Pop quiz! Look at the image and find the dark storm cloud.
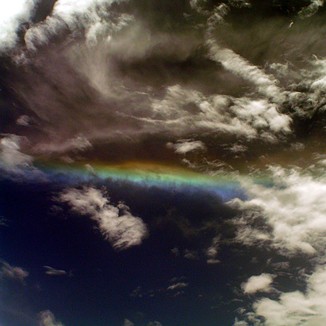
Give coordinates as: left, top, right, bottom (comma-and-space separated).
3, 0, 326, 158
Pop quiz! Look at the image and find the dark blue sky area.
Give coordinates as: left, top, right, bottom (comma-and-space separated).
0, 178, 252, 326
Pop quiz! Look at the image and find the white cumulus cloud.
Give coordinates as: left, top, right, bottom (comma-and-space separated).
242, 273, 274, 294
24, 0, 124, 51
0, 0, 38, 51
254, 267, 326, 326
229, 165, 326, 256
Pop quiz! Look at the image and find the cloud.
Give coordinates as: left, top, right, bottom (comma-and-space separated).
16, 115, 31, 126
34, 135, 92, 154
0, 135, 32, 170
228, 144, 247, 154
166, 140, 206, 155
0, 0, 38, 51
0, 135, 45, 181
24, 0, 124, 51
43, 266, 67, 276
167, 282, 188, 291
253, 267, 326, 326
123, 319, 134, 326
241, 273, 274, 295
38, 310, 64, 326
184, 249, 199, 260
148, 322, 162, 326
58, 187, 148, 250
0, 261, 29, 282
145, 85, 291, 141
207, 41, 285, 103
5, 2, 309, 151
229, 165, 326, 256
206, 236, 220, 264
231, 163, 326, 325
299, 0, 324, 18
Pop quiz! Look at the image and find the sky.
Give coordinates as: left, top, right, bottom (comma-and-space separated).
1, 0, 326, 325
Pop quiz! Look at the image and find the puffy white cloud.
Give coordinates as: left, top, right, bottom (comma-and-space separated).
38, 310, 64, 326
229, 165, 326, 256
0, 0, 38, 51
241, 274, 274, 294
231, 163, 326, 325
58, 187, 148, 250
0, 261, 29, 282
253, 267, 326, 326
24, 0, 126, 51
166, 140, 206, 155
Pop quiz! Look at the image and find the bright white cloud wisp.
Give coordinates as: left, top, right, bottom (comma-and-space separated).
58, 187, 148, 250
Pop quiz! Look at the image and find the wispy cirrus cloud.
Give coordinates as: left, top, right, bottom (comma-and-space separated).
167, 282, 188, 291
43, 266, 67, 276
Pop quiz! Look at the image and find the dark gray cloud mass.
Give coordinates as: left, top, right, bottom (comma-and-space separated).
1, 0, 325, 155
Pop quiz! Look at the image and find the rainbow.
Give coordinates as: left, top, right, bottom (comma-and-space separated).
36, 161, 265, 200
